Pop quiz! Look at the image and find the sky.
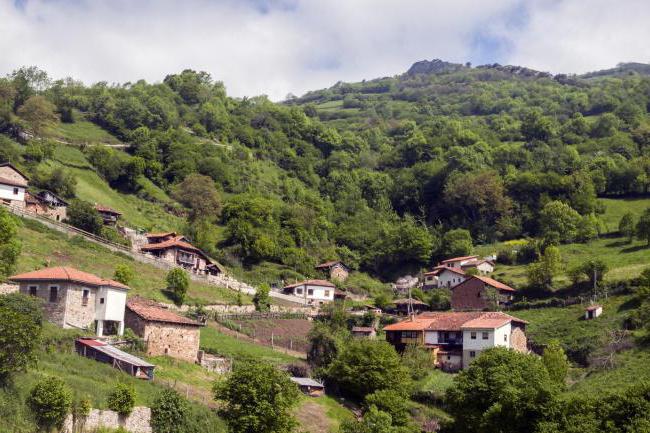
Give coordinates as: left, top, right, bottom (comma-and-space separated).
1, 0, 650, 100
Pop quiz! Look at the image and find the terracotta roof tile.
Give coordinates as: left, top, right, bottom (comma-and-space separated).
383, 311, 526, 332
315, 260, 346, 269
424, 267, 465, 277
126, 298, 201, 326
9, 266, 129, 290
472, 275, 515, 292
146, 232, 177, 238
141, 236, 201, 253
440, 255, 479, 264
94, 204, 122, 215
283, 279, 336, 289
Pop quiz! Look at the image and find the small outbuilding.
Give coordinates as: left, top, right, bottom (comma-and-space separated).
352, 326, 376, 338
585, 305, 603, 320
75, 338, 155, 380
291, 377, 325, 397
95, 204, 122, 225
315, 260, 349, 281
387, 298, 430, 315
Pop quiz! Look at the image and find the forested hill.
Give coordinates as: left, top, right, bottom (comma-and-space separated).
2, 60, 650, 285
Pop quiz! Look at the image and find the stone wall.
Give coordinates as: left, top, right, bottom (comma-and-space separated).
510, 325, 528, 352
161, 302, 314, 315
0, 283, 18, 295
62, 406, 151, 433
198, 351, 232, 373
18, 281, 68, 327
64, 283, 97, 329
330, 265, 349, 281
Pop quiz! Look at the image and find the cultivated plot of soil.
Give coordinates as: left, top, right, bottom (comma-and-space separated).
231, 319, 313, 354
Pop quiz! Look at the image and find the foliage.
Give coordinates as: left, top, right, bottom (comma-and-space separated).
636, 208, 650, 246
0, 293, 43, 384
364, 389, 412, 427
618, 212, 635, 242
32, 166, 77, 199
307, 322, 341, 370
151, 389, 189, 433
213, 360, 300, 433
0, 206, 21, 279
106, 383, 136, 416
66, 199, 103, 235
27, 376, 72, 431
527, 246, 563, 290
542, 340, 569, 387
327, 339, 411, 400
440, 229, 472, 258
172, 173, 221, 221
340, 405, 417, 433
113, 264, 135, 285
401, 343, 432, 380
253, 283, 270, 312
446, 348, 560, 433
539, 201, 581, 243
165, 268, 189, 305
17, 95, 57, 133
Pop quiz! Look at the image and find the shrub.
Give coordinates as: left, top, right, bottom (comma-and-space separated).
106, 383, 135, 416
27, 376, 72, 431
151, 389, 189, 433
113, 264, 135, 285
165, 268, 189, 305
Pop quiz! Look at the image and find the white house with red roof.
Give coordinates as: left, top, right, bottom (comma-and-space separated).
423, 267, 468, 290
383, 311, 528, 371
9, 266, 129, 336
282, 279, 336, 305
0, 162, 28, 209
439, 255, 495, 274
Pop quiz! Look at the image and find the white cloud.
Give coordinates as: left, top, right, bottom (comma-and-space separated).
1, 0, 649, 100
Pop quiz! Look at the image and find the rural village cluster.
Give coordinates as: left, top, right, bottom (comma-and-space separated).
0, 161, 604, 389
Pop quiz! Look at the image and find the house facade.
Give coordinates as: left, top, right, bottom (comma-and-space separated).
315, 261, 349, 281
0, 162, 28, 209
423, 267, 467, 290
140, 232, 222, 276
383, 311, 528, 371
124, 298, 202, 362
451, 275, 515, 311
438, 255, 494, 274
9, 267, 128, 336
25, 190, 67, 221
282, 279, 336, 304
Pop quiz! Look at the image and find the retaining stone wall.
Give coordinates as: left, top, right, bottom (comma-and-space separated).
62, 406, 152, 433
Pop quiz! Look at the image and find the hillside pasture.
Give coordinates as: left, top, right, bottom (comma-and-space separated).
229, 318, 313, 354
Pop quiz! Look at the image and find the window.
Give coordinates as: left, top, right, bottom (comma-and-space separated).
307, 289, 314, 296
504, 334, 508, 342
324, 290, 330, 297
447, 355, 451, 360
402, 331, 418, 339
470, 331, 477, 340
82, 289, 89, 306
295, 288, 303, 295
100, 298, 105, 304
470, 351, 476, 358
49, 286, 58, 303
482, 332, 489, 340
29, 286, 37, 296
13, 187, 19, 195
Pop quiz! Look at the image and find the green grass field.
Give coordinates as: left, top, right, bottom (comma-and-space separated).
16, 217, 250, 305
599, 197, 650, 233
200, 325, 299, 365
46, 118, 122, 145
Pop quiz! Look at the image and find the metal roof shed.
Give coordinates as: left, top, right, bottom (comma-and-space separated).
75, 338, 155, 380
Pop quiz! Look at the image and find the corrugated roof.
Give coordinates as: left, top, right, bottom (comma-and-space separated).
77, 339, 155, 367
291, 377, 324, 388
126, 298, 201, 326
283, 279, 335, 289
391, 298, 429, 306
352, 326, 375, 333
9, 267, 129, 290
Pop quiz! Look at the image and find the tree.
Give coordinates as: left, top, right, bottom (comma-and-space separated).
17, 95, 57, 134
27, 376, 72, 431
32, 167, 77, 199
637, 208, 650, 246
539, 201, 581, 243
576, 214, 599, 243
253, 283, 270, 312
0, 206, 21, 279
307, 322, 341, 370
0, 293, 42, 384
151, 389, 189, 433
172, 173, 221, 221
327, 339, 411, 399
576, 259, 608, 288
619, 212, 636, 243
106, 383, 136, 416
542, 340, 569, 387
66, 199, 103, 235
113, 264, 135, 286
401, 343, 432, 380
165, 268, 189, 305
340, 405, 401, 433
527, 246, 563, 290
440, 229, 473, 258
365, 390, 413, 427
521, 108, 555, 141
446, 348, 560, 433
214, 360, 300, 433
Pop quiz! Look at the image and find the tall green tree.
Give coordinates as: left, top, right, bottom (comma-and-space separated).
619, 212, 636, 243
542, 340, 569, 387
527, 246, 563, 290
637, 208, 650, 246
165, 268, 189, 305
151, 389, 189, 433
0, 206, 21, 280
253, 283, 270, 312
440, 229, 473, 258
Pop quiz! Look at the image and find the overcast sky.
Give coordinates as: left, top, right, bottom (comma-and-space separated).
1, 0, 650, 100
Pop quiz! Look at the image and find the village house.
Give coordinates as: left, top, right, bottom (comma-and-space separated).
0, 162, 28, 209
9, 267, 128, 336
383, 311, 528, 371
140, 232, 222, 276
315, 260, 350, 281
393, 275, 419, 293
451, 275, 516, 311
386, 298, 430, 315
438, 255, 495, 274
423, 267, 468, 290
95, 204, 122, 225
352, 326, 377, 338
282, 279, 336, 305
124, 297, 202, 362
585, 304, 603, 320
25, 190, 68, 221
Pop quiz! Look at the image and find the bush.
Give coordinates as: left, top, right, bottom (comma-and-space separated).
497, 248, 517, 265
66, 199, 103, 235
106, 383, 135, 416
113, 264, 135, 285
165, 268, 189, 305
27, 376, 72, 431
151, 389, 189, 433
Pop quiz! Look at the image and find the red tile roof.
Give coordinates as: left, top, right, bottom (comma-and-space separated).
94, 204, 122, 215
9, 266, 129, 290
383, 311, 526, 332
440, 255, 478, 264
472, 275, 515, 292
283, 279, 336, 289
126, 298, 201, 326
586, 305, 602, 311
315, 260, 346, 269
141, 236, 201, 253
0, 176, 27, 188
424, 267, 465, 277
391, 298, 429, 306
146, 232, 178, 238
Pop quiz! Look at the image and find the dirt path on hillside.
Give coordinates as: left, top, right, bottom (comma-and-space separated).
208, 321, 307, 359
295, 400, 332, 433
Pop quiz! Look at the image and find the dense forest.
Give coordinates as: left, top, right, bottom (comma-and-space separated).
2, 60, 650, 282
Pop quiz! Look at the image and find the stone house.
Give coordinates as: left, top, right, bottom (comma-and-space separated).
282, 279, 336, 305
9, 267, 129, 336
25, 190, 68, 221
140, 232, 222, 276
0, 162, 28, 209
95, 204, 122, 225
315, 260, 350, 281
124, 298, 202, 362
383, 311, 527, 371
450, 275, 515, 311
